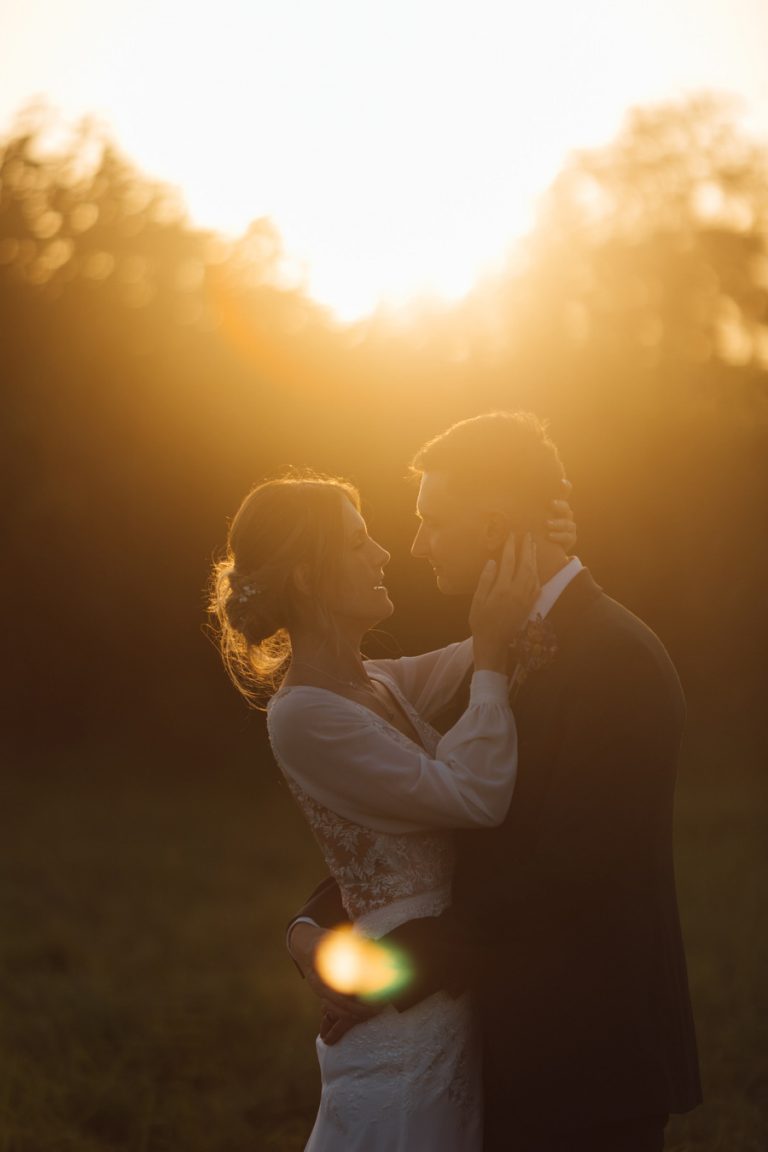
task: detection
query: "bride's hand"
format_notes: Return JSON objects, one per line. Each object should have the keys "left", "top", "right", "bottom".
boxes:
{"left": 546, "top": 479, "right": 577, "bottom": 552}
{"left": 470, "top": 532, "right": 540, "bottom": 673}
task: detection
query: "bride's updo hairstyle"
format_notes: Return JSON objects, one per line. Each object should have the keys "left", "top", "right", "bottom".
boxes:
{"left": 210, "top": 471, "right": 360, "bottom": 707}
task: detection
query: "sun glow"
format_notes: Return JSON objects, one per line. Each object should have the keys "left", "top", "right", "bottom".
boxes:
{"left": 315, "top": 926, "right": 411, "bottom": 1001}
{"left": 105, "top": 0, "right": 655, "bottom": 320}
{"left": 4, "top": 0, "right": 768, "bottom": 320}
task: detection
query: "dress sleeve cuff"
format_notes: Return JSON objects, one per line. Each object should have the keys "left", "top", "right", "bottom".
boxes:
{"left": 469, "top": 669, "right": 510, "bottom": 706}
{"left": 286, "top": 916, "right": 321, "bottom": 975}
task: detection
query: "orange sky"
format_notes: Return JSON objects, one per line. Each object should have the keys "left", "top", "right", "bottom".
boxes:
{"left": 2, "top": 0, "right": 767, "bottom": 318}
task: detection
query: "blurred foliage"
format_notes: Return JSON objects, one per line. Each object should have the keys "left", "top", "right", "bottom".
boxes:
{"left": 1, "top": 95, "right": 767, "bottom": 761}
{"left": 526, "top": 94, "right": 768, "bottom": 371}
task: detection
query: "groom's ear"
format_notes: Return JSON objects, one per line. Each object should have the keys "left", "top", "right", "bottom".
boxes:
{"left": 484, "top": 509, "right": 511, "bottom": 551}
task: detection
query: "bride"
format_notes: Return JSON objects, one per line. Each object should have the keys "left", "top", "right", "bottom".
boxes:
{"left": 210, "top": 471, "right": 570, "bottom": 1151}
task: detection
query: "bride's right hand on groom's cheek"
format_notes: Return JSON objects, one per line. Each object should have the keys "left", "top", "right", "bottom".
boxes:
{"left": 470, "top": 532, "right": 540, "bottom": 669}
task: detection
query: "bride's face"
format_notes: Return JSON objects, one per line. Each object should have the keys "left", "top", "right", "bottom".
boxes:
{"left": 327, "top": 498, "right": 394, "bottom": 628}
{"left": 411, "top": 472, "right": 496, "bottom": 595}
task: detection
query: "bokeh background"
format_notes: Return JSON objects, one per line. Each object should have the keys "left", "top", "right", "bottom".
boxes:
{"left": 1, "top": 7, "right": 767, "bottom": 1149}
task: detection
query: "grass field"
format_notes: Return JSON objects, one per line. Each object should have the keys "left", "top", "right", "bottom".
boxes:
{"left": 0, "top": 729, "right": 765, "bottom": 1151}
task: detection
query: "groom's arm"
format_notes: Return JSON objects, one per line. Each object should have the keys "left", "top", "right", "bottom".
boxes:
{"left": 290, "top": 887, "right": 469, "bottom": 1008}
{"left": 286, "top": 876, "right": 348, "bottom": 975}
{"left": 288, "top": 876, "right": 348, "bottom": 938}
{"left": 376, "top": 906, "right": 472, "bottom": 1010}
{"left": 288, "top": 883, "right": 470, "bottom": 1042}
{"left": 299, "top": 908, "right": 471, "bottom": 1045}
{"left": 287, "top": 879, "right": 385, "bottom": 1039}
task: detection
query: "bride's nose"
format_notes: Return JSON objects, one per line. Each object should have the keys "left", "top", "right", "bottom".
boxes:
{"left": 375, "top": 542, "right": 391, "bottom": 566}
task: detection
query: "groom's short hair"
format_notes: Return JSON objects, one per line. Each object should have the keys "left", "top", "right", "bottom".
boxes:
{"left": 411, "top": 411, "right": 566, "bottom": 526}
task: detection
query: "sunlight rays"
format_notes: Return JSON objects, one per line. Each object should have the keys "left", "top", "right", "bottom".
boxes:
{"left": 3, "top": 0, "right": 768, "bottom": 319}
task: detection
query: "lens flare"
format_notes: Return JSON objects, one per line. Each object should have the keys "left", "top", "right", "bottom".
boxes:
{"left": 315, "top": 926, "right": 411, "bottom": 1002}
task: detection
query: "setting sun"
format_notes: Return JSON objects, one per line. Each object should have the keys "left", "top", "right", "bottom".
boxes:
{"left": 3, "top": 0, "right": 768, "bottom": 319}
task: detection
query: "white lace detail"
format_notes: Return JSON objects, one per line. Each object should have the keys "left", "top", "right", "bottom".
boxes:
{"left": 355, "top": 888, "right": 453, "bottom": 938}
{"left": 274, "top": 672, "right": 484, "bottom": 1149}
{"left": 278, "top": 672, "right": 458, "bottom": 924}
{"left": 313, "top": 991, "right": 480, "bottom": 1136}
{"left": 284, "top": 777, "right": 455, "bottom": 923}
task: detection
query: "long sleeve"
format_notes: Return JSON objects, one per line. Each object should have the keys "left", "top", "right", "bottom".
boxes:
{"left": 364, "top": 639, "right": 473, "bottom": 724}
{"left": 267, "top": 670, "right": 516, "bottom": 835}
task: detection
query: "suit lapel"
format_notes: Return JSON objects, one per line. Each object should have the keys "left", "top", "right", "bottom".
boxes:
{"left": 511, "top": 567, "right": 603, "bottom": 708}
{"left": 542, "top": 566, "right": 603, "bottom": 640}
{"left": 430, "top": 569, "right": 604, "bottom": 735}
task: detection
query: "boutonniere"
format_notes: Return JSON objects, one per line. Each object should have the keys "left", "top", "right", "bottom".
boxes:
{"left": 508, "top": 614, "right": 558, "bottom": 699}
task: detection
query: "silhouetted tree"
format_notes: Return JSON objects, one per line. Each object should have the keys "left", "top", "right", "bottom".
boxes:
{"left": 1, "top": 97, "right": 766, "bottom": 760}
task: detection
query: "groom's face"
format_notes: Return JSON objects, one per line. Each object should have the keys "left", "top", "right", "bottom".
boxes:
{"left": 411, "top": 471, "right": 501, "bottom": 595}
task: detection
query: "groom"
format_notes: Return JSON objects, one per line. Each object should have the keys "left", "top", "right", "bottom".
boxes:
{"left": 288, "top": 411, "right": 701, "bottom": 1151}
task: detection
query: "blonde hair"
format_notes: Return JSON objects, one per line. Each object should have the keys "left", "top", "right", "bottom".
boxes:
{"left": 209, "top": 470, "right": 360, "bottom": 708}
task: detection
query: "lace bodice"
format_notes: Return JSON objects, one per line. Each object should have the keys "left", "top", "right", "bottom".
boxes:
{"left": 269, "top": 657, "right": 517, "bottom": 932}
{"left": 281, "top": 682, "right": 457, "bottom": 927}
{"left": 269, "top": 651, "right": 506, "bottom": 1151}
{"left": 285, "top": 775, "right": 455, "bottom": 924}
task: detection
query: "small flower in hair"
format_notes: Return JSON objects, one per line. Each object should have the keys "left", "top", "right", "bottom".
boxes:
{"left": 235, "top": 582, "right": 263, "bottom": 605}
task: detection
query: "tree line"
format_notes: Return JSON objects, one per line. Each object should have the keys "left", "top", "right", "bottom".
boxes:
{"left": 2, "top": 95, "right": 766, "bottom": 766}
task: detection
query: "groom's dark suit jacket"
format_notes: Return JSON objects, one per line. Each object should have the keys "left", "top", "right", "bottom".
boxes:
{"left": 292, "top": 570, "right": 702, "bottom": 1142}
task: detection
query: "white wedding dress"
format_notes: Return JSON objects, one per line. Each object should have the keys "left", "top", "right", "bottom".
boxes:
{"left": 267, "top": 640, "right": 518, "bottom": 1152}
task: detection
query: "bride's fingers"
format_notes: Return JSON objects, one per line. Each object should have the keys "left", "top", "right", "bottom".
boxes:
{"left": 495, "top": 532, "right": 518, "bottom": 586}
{"left": 472, "top": 558, "right": 498, "bottom": 606}
{"left": 513, "top": 534, "right": 539, "bottom": 600}
{"left": 513, "top": 532, "right": 534, "bottom": 577}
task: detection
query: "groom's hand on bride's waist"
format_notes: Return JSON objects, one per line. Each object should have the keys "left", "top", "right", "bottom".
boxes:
{"left": 381, "top": 912, "right": 471, "bottom": 1011}
{"left": 288, "top": 921, "right": 384, "bottom": 1043}
{"left": 288, "top": 915, "right": 471, "bottom": 1041}
{"left": 319, "top": 996, "right": 382, "bottom": 1045}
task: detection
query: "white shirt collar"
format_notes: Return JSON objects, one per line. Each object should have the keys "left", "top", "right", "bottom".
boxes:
{"left": 528, "top": 556, "right": 584, "bottom": 622}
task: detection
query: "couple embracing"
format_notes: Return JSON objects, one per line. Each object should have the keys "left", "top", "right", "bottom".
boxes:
{"left": 211, "top": 411, "right": 701, "bottom": 1151}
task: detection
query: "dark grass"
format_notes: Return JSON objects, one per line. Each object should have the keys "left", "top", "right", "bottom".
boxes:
{"left": 0, "top": 730, "right": 765, "bottom": 1152}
